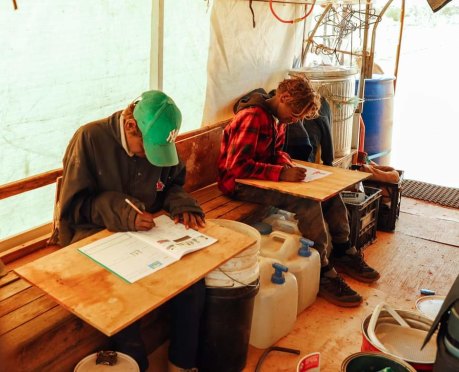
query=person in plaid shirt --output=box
[218,76,380,307]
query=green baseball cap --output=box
[133,90,182,166]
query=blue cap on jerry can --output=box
[271,263,288,285]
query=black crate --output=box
[364,170,404,231]
[343,186,381,251]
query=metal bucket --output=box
[290,66,358,158]
[341,352,416,372]
[361,308,436,371]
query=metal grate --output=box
[402,180,459,209]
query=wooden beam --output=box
[0,169,62,201]
[0,233,52,264]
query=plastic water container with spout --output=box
[260,231,320,314]
[263,210,301,235]
[249,257,298,349]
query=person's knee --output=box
[292,199,322,218]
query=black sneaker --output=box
[319,275,363,307]
[332,251,380,283]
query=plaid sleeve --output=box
[224,110,283,181]
[274,123,293,165]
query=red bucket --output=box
[361,304,436,371]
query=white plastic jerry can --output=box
[249,257,298,349]
[262,213,301,235]
[260,231,321,314]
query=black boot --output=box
[319,265,362,307]
[331,242,380,283]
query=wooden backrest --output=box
[176,120,229,193]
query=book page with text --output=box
[130,215,217,259]
[78,215,218,283]
[78,232,177,283]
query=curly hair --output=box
[277,76,321,120]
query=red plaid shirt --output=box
[217,106,293,195]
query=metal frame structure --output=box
[299,0,405,151]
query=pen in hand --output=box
[280,166,306,182]
[126,198,155,231]
[125,198,144,215]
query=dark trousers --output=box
[111,279,206,371]
[168,279,206,368]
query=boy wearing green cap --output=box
[54,91,205,371]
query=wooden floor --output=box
[243,197,459,371]
[148,197,458,371]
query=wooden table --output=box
[14,220,256,336]
[237,160,370,201]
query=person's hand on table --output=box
[174,212,206,229]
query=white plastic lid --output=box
[74,352,139,372]
[415,295,446,320]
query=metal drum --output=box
[290,66,359,158]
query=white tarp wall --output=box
[0,1,152,239]
[203,0,306,124]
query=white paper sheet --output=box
[294,164,332,183]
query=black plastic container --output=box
[364,170,404,231]
[343,186,381,251]
[198,280,260,372]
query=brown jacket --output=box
[54,111,202,247]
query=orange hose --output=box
[269,0,316,24]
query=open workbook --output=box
[78,215,217,283]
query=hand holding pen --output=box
[125,198,156,231]
[280,165,306,182]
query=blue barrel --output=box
[356,75,395,165]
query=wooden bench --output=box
[0,121,266,371]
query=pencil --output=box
[124,198,144,215]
